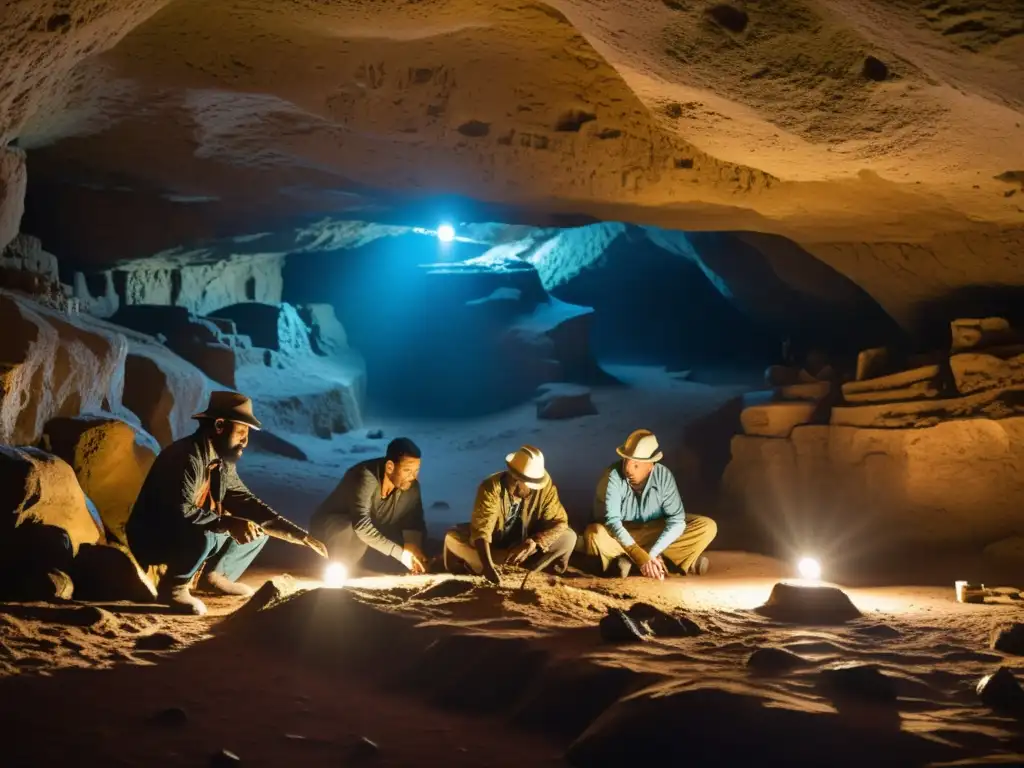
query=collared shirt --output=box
[594,462,687,559]
[127,429,295,561]
[311,457,426,561]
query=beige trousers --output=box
[442,524,577,575]
[580,516,717,573]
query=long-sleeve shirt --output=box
[594,462,686,559]
[470,472,568,551]
[311,458,426,561]
[127,430,305,562]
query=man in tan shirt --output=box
[442,445,577,583]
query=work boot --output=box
[612,555,633,579]
[201,571,255,597]
[689,556,710,576]
[161,582,208,616]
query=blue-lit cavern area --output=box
[3,1,1024,765]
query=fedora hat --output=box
[505,445,550,490]
[192,391,262,431]
[616,429,662,463]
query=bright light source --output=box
[798,557,822,581]
[437,223,455,242]
[323,562,348,588]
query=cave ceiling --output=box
[2,0,1023,322]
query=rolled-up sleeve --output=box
[531,483,569,551]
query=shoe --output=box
[201,571,255,597]
[689,556,710,576]
[612,555,633,579]
[162,583,208,616]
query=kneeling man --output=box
[310,438,428,575]
[582,429,716,579]
[443,446,577,584]
[128,392,326,615]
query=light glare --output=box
[323,562,348,588]
[437,223,455,242]
[798,557,822,581]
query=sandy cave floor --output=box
[3,366,1024,765]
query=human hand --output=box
[304,535,329,559]
[639,556,667,581]
[482,562,501,585]
[400,548,426,575]
[222,516,264,545]
[504,539,538,567]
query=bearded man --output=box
[127,391,326,615]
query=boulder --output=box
[110,305,237,387]
[724,418,1024,548]
[817,664,896,703]
[599,609,651,643]
[297,303,350,358]
[951,317,1018,353]
[1,233,60,294]
[122,339,211,447]
[950,351,1024,396]
[991,623,1024,656]
[0,290,128,445]
[831,386,1024,429]
[855,347,889,381]
[841,364,942,404]
[70,542,158,602]
[977,667,1024,712]
[0,446,104,554]
[757,582,862,624]
[747,647,808,675]
[211,302,313,355]
[740,399,821,438]
[0,146,26,252]
[40,415,159,543]
[535,383,597,420]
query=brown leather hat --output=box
[192,391,262,430]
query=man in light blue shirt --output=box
[582,429,717,579]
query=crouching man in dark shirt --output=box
[127,391,327,616]
[310,438,428,576]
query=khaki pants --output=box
[443,524,577,575]
[580,516,717,574]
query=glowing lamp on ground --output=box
[437,223,456,243]
[323,562,348,589]
[797,556,822,581]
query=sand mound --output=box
[756,581,863,623]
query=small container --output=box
[955,581,986,603]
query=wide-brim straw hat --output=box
[505,445,550,490]
[616,429,663,463]
[192,391,262,430]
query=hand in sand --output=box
[221,516,264,545]
[304,535,328,559]
[482,562,501,585]
[505,539,538,567]
[640,556,667,581]
[400,548,426,575]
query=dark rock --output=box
[992,623,1024,655]
[706,4,749,33]
[210,749,241,766]
[863,56,889,81]
[599,609,652,643]
[247,430,308,461]
[210,302,312,355]
[627,602,702,637]
[854,623,902,639]
[430,500,450,510]
[0,564,74,601]
[71,542,158,602]
[747,647,808,675]
[756,582,862,624]
[535,383,597,420]
[353,736,379,757]
[408,579,476,602]
[366,429,384,439]
[977,667,1024,712]
[818,664,897,703]
[150,706,189,726]
[135,632,179,651]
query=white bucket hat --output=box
[505,445,550,489]
[616,429,663,463]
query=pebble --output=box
[210,749,240,766]
[150,707,188,726]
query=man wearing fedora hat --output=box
[582,429,717,579]
[442,445,577,583]
[127,391,327,615]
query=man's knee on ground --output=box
[552,527,578,553]
[582,523,606,545]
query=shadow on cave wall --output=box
[912,284,1024,351]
